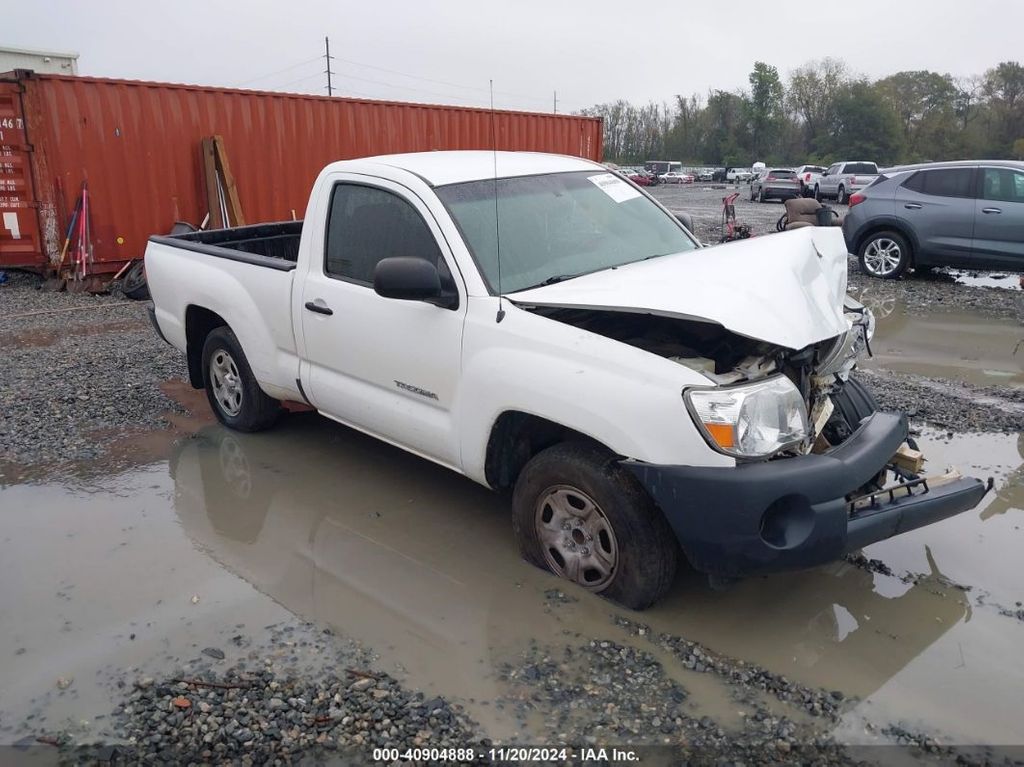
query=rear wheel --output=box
[859,230,910,279]
[512,442,678,610]
[121,261,150,300]
[202,327,280,432]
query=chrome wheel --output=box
[863,238,903,276]
[535,484,618,591]
[210,348,243,416]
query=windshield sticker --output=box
[588,173,641,203]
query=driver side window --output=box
[324,184,444,284]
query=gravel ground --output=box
[855,368,1024,433]
[20,621,488,764]
[0,271,188,476]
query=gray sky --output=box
[5,0,1022,113]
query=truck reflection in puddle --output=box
[170,415,972,732]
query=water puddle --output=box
[4,412,1018,746]
[861,299,1022,388]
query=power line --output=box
[234,56,322,87]
[331,54,555,104]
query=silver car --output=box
[750,168,801,202]
[842,160,1024,278]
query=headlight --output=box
[685,376,809,459]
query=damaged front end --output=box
[523,299,988,578]
[525,295,875,459]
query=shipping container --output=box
[0,70,602,276]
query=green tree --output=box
[746,62,785,160]
[825,81,902,164]
[786,58,849,158]
[981,61,1024,154]
[875,71,958,160]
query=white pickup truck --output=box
[146,151,985,608]
[814,161,880,204]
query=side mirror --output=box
[374,257,455,308]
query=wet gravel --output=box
[0,272,188,475]
[497,635,856,764]
[22,622,486,764]
[854,368,1024,433]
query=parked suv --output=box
[750,168,801,202]
[843,160,1024,278]
[815,161,879,204]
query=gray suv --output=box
[843,160,1024,278]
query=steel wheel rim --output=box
[535,484,618,591]
[863,238,902,276]
[210,349,244,416]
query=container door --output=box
[0,81,43,269]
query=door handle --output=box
[982,207,1002,214]
[904,203,922,210]
[304,300,333,316]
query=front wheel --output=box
[838,185,848,204]
[859,230,910,279]
[757,187,765,203]
[512,442,679,610]
[202,327,281,432]
[814,184,822,202]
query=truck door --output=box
[297,176,466,469]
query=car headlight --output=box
[685,375,809,459]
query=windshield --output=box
[436,171,697,294]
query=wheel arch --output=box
[853,218,920,263]
[185,305,229,388]
[484,411,613,491]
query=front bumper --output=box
[625,413,987,578]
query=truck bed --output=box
[149,221,302,271]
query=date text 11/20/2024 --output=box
[373,747,640,763]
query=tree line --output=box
[581,58,1024,167]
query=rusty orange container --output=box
[0,70,603,274]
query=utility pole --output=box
[324,36,335,96]
[553,90,558,114]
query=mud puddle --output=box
[860,298,1023,388]
[3,411,1021,748]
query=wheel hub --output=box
[863,238,902,276]
[535,485,618,591]
[210,349,244,416]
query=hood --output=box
[509,227,850,350]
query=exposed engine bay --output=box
[527,297,876,459]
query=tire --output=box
[832,378,879,433]
[757,187,766,203]
[201,327,280,432]
[749,187,756,201]
[121,260,150,300]
[858,230,911,279]
[838,185,848,205]
[813,184,822,202]
[512,442,678,610]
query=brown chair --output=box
[782,197,843,230]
